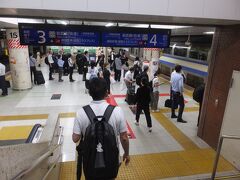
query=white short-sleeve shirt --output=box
[73,100,127,138]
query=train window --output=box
[163,47,172,54]
[190,49,208,61]
[174,47,187,57]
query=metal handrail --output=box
[12,126,64,180]
[42,155,61,180]
[211,134,240,180]
[25,124,42,143]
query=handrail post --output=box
[211,136,224,180]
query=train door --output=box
[220,70,240,169]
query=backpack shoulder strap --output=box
[103,105,115,122]
[83,105,96,124]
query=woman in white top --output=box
[151,71,160,112]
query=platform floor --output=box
[0,65,238,179]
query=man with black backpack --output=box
[72,78,130,180]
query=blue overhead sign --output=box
[19,24,100,46]
[102,32,169,48]
[19,23,170,48]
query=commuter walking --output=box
[29,53,37,83]
[72,78,130,180]
[102,63,111,94]
[57,55,64,82]
[82,51,89,81]
[135,77,152,132]
[151,71,160,112]
[0,62,8,96]
[193,83,205,126]
[68,54,75,82]
[124,67,134,91]
[114,54,122,82]
[36,52,42,67]
[76,51,84,74]
[47,50,54,80]
[170,65,187,123]
[136,65,149,87]
[97,51,105,70]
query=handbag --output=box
[164,99,178,109]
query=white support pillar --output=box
[6,29,31,90]
[150,48,160,78]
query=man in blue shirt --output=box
[170,65,187,123]
[57,55,64,82]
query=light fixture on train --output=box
[185,35,191,46]
[105,23,114,27]
[203,31,215,35]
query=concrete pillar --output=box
[6,29,31,90]
[150,48,160,78]
[143,48,151,61]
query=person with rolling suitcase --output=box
[34,70,45,85]
[124,67,135,105]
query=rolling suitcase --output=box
[34,71,45,85]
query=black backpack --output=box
[193,84,205,103]
[82,105,119,180]
[45,56,49,65]
[135,73,142,86]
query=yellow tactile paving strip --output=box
[0,126,33,140]
[59,109,236,180]
[59,112,76,118]
[59,149,234,180]
[0,114,48,121]
[153,112,198,150]
[160,107,199,113]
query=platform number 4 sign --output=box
[10,32,18,39]
[150,34,157,46]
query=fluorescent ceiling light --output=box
[203,31,214,34]
[1,29,6,31]
[132,24,149,28]
[0,17,43,25]
[61,21,68,25]
[151,25,189,29]
[105,23,114,27]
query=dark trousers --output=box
[58,67,63,80]
[83,67,88,81]
[136,105,152,127]
[105,79,111,94]
[0,76,7,95]
[114,70,121,81]
[69,67,74,81]
[171,91,185,120]
[78,65,84,74]
[30,66,36,83]
[49,64,54,79]
[77,153,82,180]
[197,101,202,126]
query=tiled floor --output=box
[0,65,239,179]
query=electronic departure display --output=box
[19,23,170,48]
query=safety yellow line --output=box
[0,126,33,140]
[59,112,76,118]
[153,112,199,150]
[0,114,48,121]
[160,107,199,113]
